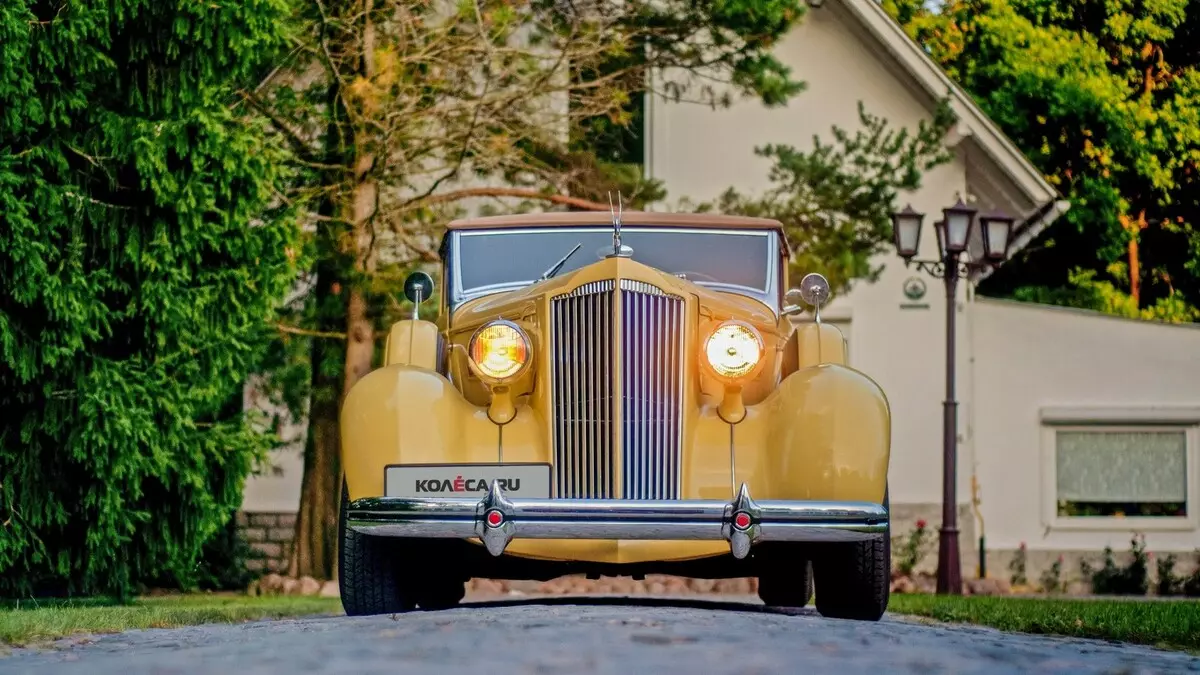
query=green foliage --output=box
[1015,269,1200,322]
[1156,553,1184,596]
[891,519,935,577]
[687,100,956,295]
[1155,550,1200,597]
[1038,555,1065,594]
[1081,534,1151,595]
[0,0,298,596]
[189,513,267,592]
[884,0,1200,320]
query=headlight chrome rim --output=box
[467,319,532,383]
[703,320,764,381]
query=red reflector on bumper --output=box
[485,509,504,527]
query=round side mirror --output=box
[403,271,434,305]
[798,273,830,308]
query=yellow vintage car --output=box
[338,210,891,620]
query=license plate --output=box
[385,463,551,499]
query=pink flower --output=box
[1020,542,1027,551]
[1057,555,1064,564]
[916,519,927,529]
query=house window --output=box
[1053,428,1189,519]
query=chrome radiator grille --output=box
[550,280,616,499]
[619,280,685,500]
[549,279,684,500]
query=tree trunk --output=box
[288,4,381,582]
[288,260,346,580]
[287,373,342,579]
[1120,210,1147,307]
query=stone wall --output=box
[236,511,296,573]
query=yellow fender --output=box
[340,364,549,501]
[760,363,890,505]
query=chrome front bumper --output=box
[347,482,888,559]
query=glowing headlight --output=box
[704,322,763,379]
[469,321,530,381]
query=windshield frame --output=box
[445,225,782,314]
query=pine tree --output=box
[0,0,299,595]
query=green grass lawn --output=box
[888,593,1200,652]
[0,594,344,647]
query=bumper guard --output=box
[348,482,888,559]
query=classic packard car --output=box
[338,210,891,621]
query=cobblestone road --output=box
[3,596,1198,674]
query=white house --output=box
[643,0,1200,580]
[241,0,1200,582]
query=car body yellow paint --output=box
[340,211,890,565]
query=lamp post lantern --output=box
[889,197,1015,595]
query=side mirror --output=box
[782,273,831,321]
[798,273,830,322]
[403,271,434,320]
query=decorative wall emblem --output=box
[903,277,928,301]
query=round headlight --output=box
[469,320,531,381]
[704,322,763,379]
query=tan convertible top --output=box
[446,210,786,237]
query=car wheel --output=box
[338,482,416,616]
[812,488,890,621]
[757,553,813,608]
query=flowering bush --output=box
[1009,542,1028,587]
[893,519,934,577]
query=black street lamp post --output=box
[890,196,1015,595]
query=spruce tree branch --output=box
[238,89,323,163]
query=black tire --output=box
[757,554,813,608]
[338,483,415,616]
[812,488,890,621]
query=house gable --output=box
[645,0,1067,272]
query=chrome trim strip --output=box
[348,483,888,558]
[448,228,780,313]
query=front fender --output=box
[761,363,890,503]
[340,365,548,501]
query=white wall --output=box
[971,298,1200,553]
[646,4,974,507]
[242,376,307,513]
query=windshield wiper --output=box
[538,243,583,281]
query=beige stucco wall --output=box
[970,298,1200,555]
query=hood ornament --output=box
[605,192,633,258]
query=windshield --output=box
[448,226,779,310]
